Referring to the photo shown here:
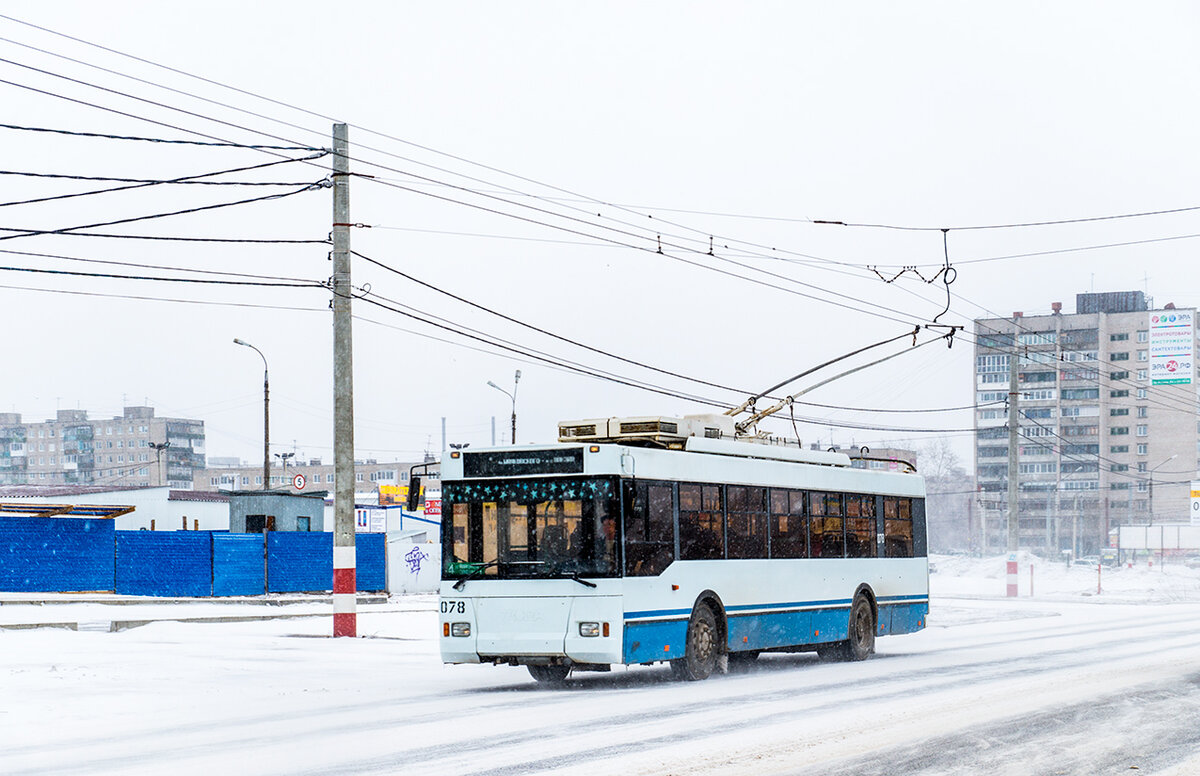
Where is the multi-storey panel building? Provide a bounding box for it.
[974,292,1198,556]
[0,406,205,490]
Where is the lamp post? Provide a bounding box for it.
[1147,454,1178,526]
[234,338,270,491]
[149,441,170,487]
[487,369,521,444]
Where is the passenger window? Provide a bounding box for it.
[769,488,807,559]
[809,492,844,557]
[680,483,723,560]
[884,497,914,557]
[726,486,767,559]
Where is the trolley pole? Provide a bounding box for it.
[332,123,357,637]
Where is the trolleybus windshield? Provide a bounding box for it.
[442,476,620,581]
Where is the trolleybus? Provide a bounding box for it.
[439,415,928,682]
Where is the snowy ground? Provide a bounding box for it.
[3,555,1200,776]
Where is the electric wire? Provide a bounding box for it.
[0,121,319,150]
[0,263,325,288]
[0,182,323,242]
[0,247,318,283]
[0,152,327,208]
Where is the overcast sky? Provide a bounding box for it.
[3,2,1199,469]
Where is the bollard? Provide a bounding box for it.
[1007,554,1018,597]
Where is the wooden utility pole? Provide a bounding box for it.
[332,123,356,637]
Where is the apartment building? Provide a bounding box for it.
[193,458,431,495]
[974,291,1198,556]
[0,406,205,489]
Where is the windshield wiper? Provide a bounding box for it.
[452,559,499,591]
[570,573,598,588]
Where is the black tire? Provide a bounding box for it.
[527,664,571,684]
[671,603,720,681]
[819,593,875,662]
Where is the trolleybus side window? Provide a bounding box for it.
[623,481,675,576]
[884,496,914,558]
[809,491,844,558]
[679,483,724,560]
[769,488,808,559]
[844,494,876,559]
[726,485,768,559]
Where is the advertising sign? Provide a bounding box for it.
[1192,481,1200,527]
[1149,309,1195,385]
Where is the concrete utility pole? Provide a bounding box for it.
[1006,321,1021,598]
[331,123,356,638]
[1007,325,1021,554]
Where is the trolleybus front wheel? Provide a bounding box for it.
[527,664,571,684]
[671,603,719,681]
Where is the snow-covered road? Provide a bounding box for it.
[4,562,1200,775]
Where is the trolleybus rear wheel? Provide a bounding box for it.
[819,593,875,662]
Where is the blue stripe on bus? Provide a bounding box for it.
[622,600,929,663]
[625,595,928,622]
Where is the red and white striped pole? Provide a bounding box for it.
[334,545,356,637]
[1006,553,1018,597]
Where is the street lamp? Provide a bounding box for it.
[234,338,270,491]
[1147,454,1178,526]
[149,441,170,487]
[487,369,521,444]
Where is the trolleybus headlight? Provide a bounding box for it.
[451,622,471,637]
[579,622,601,637]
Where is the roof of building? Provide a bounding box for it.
[0,502,135,518]
[168,490,230,503]
[0,485,158,499]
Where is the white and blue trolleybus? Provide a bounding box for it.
[439,414,929,682]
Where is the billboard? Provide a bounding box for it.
[1148,309,1195,385]
[1192,481,1200,527]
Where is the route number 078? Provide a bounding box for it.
[441,600,466,614]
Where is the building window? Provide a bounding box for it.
[1137,462,1147,473]
[355,473,364,482]
[1137,370,1148,380]
[1110,445,1129,453]
[1137,407,1148,418]
[1137,481,1148,493]
[1138,350,1148,362]
[1110,333,1129,341]
[1112,371,1130,381]
[1137,444,1148,455]
[242,476,250,485]
[1110,408,1129,416]
[1110,389,1129,398]
[1110,427,1129,436]
[1137,330,1148,343]
[1137,388,1147,399]
[1136,425,1148,437]
[1110,352,1129,361]
[1111,463,1129,472]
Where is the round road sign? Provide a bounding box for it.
[292,473,307,490]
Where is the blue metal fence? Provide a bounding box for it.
[355,533,386,591]
[267,532,333,593]
[213,533,265,596]
[0,517,115,592]
[115,531,213,597]
[0,519,388,596]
